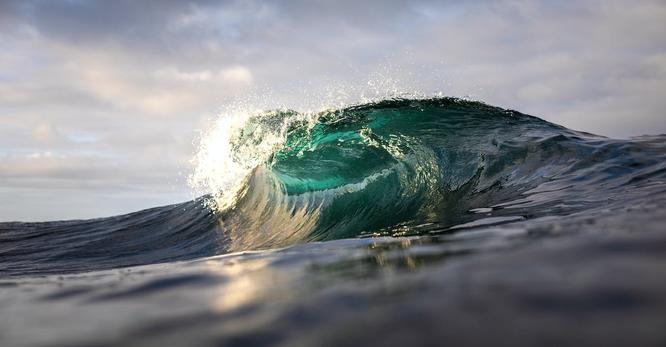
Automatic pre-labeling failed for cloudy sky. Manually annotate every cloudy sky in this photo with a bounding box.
[1,0,665,221]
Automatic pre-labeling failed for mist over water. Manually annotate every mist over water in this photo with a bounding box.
[2,97,666,346]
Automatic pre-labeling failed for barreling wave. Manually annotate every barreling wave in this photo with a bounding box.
[192,97,666,249]
[2,97,665,276]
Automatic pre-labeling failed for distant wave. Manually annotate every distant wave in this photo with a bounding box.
[2,97,665,276]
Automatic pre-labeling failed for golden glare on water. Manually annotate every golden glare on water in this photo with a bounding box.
[205,256,298,312]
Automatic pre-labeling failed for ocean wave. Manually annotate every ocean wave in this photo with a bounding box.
[2,97,665,276]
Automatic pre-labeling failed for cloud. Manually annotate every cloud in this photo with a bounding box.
[0,0,665,220]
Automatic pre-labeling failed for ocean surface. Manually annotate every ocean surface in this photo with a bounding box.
[1,98,666,346]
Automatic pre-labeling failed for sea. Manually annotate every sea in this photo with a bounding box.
[2,97,665,346]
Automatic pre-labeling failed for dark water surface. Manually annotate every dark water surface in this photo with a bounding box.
[1,98,666,346]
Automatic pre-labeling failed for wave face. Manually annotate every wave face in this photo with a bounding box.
[2,97,666,276]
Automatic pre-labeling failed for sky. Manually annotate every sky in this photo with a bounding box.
[1,0,665,221]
